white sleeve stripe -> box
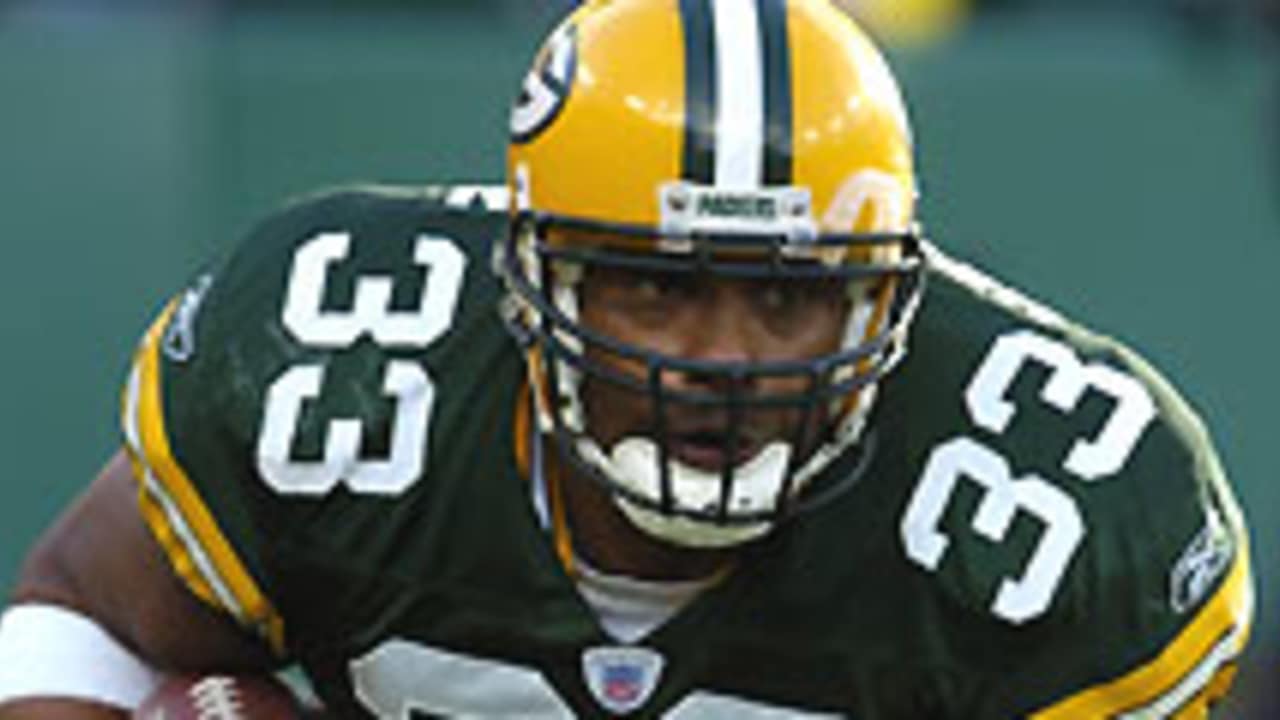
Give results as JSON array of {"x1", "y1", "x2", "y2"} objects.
[
  {"x1": 124, "y1": 359, "x2": 249, "y2": 624},
  {"x1": 139, "y1": 469, "x2": 249, "y2": 623},
  {"x1": 122, "y1": 364, "x2": 143, "y2": 452}
]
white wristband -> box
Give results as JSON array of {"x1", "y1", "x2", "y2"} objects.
[{"x1": 0, "y1": 603, "x2": 163, "y2": 709}]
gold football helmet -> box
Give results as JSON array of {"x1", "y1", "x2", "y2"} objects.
[{"x1": 498, "y1": 0, "x2": 925, "y2": 547}]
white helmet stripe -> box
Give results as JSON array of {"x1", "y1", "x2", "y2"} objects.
[{"x1": 712, "y1": 0, "x2": 765, "y2": 189}]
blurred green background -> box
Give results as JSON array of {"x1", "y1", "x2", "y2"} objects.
[{"x1": 0, "y1": 0, "x2": 1274, "y2": 714}]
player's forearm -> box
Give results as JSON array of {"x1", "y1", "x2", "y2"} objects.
[
  {"x1": 0, "y1": 698, "x2": 128, "y2": 720},
  {"x1": 2, "y1": 454, "x2": 296, "y2": 713}
]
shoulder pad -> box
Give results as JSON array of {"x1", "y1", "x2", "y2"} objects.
[
  {"x1": 120, "y1": 181, "x2": 520, "y2": 653},
  {"x1": 887, "y1": 246, "x2": 1253, "y2": 715}
]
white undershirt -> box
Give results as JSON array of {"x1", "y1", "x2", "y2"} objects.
[{"x1": 573, "y1": 556, "x2": 716, "y2": 644}]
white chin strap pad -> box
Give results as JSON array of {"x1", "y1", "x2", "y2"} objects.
[
  {"x1": 0, "y1": 604, "x2": 163, "y2": 709},
  {"x1": 582, "y1": 436, "x2": 795, "y2": 548}
]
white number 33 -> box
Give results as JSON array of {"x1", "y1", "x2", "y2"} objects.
[
  {"x1": 256, "y1": 232, "x2": 466, "y2": 497},
  {"x1": 901, "y1": 331, "x2": 1156, "y2": 623}
]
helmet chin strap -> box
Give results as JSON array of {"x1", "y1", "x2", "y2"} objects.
[{"x1": 577, "y1": 436, "x2": 793, "y2": 548}]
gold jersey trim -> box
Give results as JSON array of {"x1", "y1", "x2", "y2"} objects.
[
  {"x1": 1031, "y1": 533, "x2": 1252, "y2": 718},
  {"x1": 120, "y1": 299, "x2": 286, "y2": 655}
]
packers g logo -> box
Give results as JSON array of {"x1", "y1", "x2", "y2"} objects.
[{"x1": 510, "y1": 23, "x2": 577, "y2": 143}]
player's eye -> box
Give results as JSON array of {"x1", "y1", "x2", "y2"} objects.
[
  {"x1": 595, "y1": 266, "x2": 697, "y2": 302},
  {"x1": 758, "y1": 281, "x2": 796, "y2": 313},
  {"x1": 754, "y1": 277, "x2": 843, "y2": 314},
  {"x1": 634, "y1": 270, "x2": 698, "y2": 301}
]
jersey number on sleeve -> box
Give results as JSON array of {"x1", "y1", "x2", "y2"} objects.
[
  {"x1": 901, "y1": 330, "x2": 1156, "y2": 623},
  {"x1": 255, "y1": 232, "x2": 466, "y2": 496}
]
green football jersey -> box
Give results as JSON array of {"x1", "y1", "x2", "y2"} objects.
[{"x1": 122, "y1": 185, "x2": 1252, "y2": 719}]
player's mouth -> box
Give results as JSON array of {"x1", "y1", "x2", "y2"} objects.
[{"x1": 665, "y1": 428, "x2": 764, "y2": 471}]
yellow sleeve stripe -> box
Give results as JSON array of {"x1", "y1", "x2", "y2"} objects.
[
  {"x1": 1117, "y1": 627, "x2": 1244, "y2": 719},
  {"x1": 120, "y1": 301, "x2": 286, "y2": 655},
  {"x1": 1032, "y1": 533, "x2": 1253, "y2": 719}
]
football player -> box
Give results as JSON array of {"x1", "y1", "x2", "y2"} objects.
[{"x1": 0, "y1": 0, "x2": 1254, "y2": 717}]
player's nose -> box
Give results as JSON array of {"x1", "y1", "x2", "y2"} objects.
[{"x1": 668, "y1": 283, "x2": 763, "y2": 391}]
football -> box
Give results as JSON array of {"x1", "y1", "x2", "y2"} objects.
[{"x1": 133, "y1": 673, "x2": 304, "y2": 720}]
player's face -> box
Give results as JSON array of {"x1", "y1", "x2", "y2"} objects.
[{"x1": 577, "y1": 263, "x2": 850, "y2": 472}]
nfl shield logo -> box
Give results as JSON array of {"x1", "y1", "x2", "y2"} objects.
[{"x1": 582, "y1": 646, "x2": 665, "y2": 715}]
